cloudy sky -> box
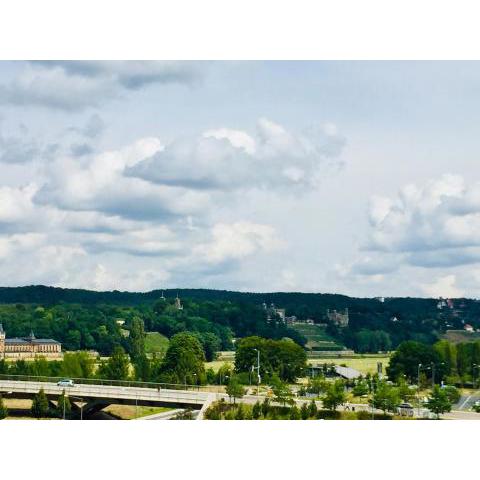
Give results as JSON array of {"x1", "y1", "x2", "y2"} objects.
[{"x1": 2, "y1": 61, "x2": 480, "y2": 297}]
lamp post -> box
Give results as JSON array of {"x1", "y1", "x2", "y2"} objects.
[{"x1": 254, "y1": 348, "x2": 260, "y2": 396}]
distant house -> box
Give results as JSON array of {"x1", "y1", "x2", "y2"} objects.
[
  {"x1": 326, "y1": 309, "x2": 349, "y2": 328},
  {"x1": 464, "y1": 324, "x2": 474, "y2": 332}
]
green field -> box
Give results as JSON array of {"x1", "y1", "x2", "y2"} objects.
[
  {"x1": 104, "y1": 405, "x2": 172, "y2": 420},
  {"x1": 145, "y1": 332, "x2": 169, "y2": 356},
  {"x1": 291, "y1": 323, "x2": 345, "y2": 351},
  {"x1": 308, "y1": 354, "x2": 390, "y2": 375}
]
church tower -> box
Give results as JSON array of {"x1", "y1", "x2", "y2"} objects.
[{"x1": 175, "y1": 294, "x2": 183, "y2": 310}]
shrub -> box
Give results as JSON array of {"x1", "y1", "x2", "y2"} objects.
[
  {"x1": 235, "y1": 404, "x2": 245, "y2": 420},
  {"x1": 290, "y1": 406, "x2": 301, "y2": 420},
  {"x1": 252, "y1": 401, "x2": 262, "y2": 419},
  {"x1": 316, "y1": 409, "x2": 342, "y2": 420},
  {"x1": 356, "y1": 410, "x2": 372, "y2": 420}
]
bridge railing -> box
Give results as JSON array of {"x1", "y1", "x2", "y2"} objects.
[{"x1": 0, "y1": 374, "x2": 212, "y2": 392}]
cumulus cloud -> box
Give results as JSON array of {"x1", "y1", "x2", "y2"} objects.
[
  {"x1": 420, "y1": 274, "x2": 464, "y2": 298},
  {"x1": 365, "y1": 174, "x2": 480, "y2": 267},
  {"x1": 0, "y1": 62, "x2": 202, "y2": 110},
  {"x1": 34, "y1": 137, "x2": 211, "y2": 221},
  {"x1": 194, "y1": 221, "x2": 285, "y2": 265},
  {"x1": 127, "y1": 118, "x2": 346, "y2": 191},
  {"x1": 0, "y1": 108, "x2": 345, "y2": 291},
  {"x1": 0, "y1": 124, "x2": 58, "y2": 164},
  {"x1": 35, "y1": 61, "x2": 202, "y2": 89}
]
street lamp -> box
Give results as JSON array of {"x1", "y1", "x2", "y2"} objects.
[{"x1": 253, "y1": 348, "x2": 261, "y2": 396}]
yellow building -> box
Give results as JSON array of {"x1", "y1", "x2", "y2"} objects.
[{"x1": 0, "y1": 324, "x2": 62, "y2": 359}]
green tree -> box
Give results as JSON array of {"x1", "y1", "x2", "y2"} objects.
[
  {"x1": 56, "y1": 390, "x2": 72, "y2": 419},
  {"x1": 261, "y1": 397, "x2": 270, "y2": 418},
  {"x1": 235, "y1": 336, "x2": 307, "y2": 382},
  {"x1": 97, "y1": 346, "x2": 130, "y2": 380},
  {"x1": 270, "y1": 374, "x2": 294, "y2": 406},
  {"x1": 62, "y1": 351, "x2": 95, "y2": 378},
  {"x1": 300, "y1": 402, "x2": 309, "y2": 420},
  {"x1": 308, "y1": 399, "x2": 318, "y2": 418},
  {"x1": 427, "y1": 385, "x2": 452, "y2": 419},
  {"x1": 290, "y1": 405, "x2": 301, "y2": 419},
  {"x1": 352, "y1": 380, "x2": 369, "y2": 397},
  {"x1": 159, "y1": 332, "x2": 206, "y2": 385},
  {"x1": 322, "y1": 380, "x2": 346, "y2": 411},
  {"x1": 369, "y1": 381, "x2": 400, "y2": 415},
  {"x1": 443, "y1": 385, "x2": 460, "y2": 404},
  {"x1": 129, "y1": 317, "x2": 146, "y2": 362},
  {"x1": 226, "y1": 375, "x2": 245, "y2": 404},
  {"x1": 31, "y1": 388, "x2": 49, "y2": 418},
  {"x1": 252, "y1": 401, "x2": 262, "y2": 419},
  {"x1": 133, "y1": 354, "x2": 151, "y2": 382},
  {"x1": 235, "y1": 403, "x2": 245, "y2": 419},
  {"x1": 387, "y1": 341, "x2": 441, "y2": 383},
  {"x1": 0, "y1": 396, "x2": 8, "y2": 419}
]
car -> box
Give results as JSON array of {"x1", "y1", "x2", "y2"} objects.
[{"x1": 57, "y1": 379, "x2": 75, "y2": 387}]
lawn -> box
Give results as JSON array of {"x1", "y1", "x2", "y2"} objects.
[
  {"x1": 308, "y1": 354, "x2": 390, "y2": 375},
  {"x1": 205, "y1": 360, "x2": 233, "y2": 372},
  {"x1": 103, "y1": 405, "x2": 172, "y2": 420},
  {"x1": 145, "y1": 332, "x2": 169, "y2": 356}
]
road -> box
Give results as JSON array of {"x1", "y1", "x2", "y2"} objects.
[{"x1": 454, "y1": 390, "x2": 480, "y2": 411}]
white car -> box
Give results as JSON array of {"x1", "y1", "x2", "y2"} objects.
[{"x1": 57, "y1": 379, "x2": 75, "y2": 387}]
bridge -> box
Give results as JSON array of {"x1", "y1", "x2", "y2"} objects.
[{"x1": 0, "y1": 376, "x2": 219, "y2": 418}]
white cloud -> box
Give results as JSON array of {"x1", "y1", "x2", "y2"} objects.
[
  {"x1": 420, "y1": 274, "x2": 463, "y2": 298},
  {"x1": 203, "y1": 128, "x2": 256, "y2": 154},
  {"x1": 194, "y1": 221, "x2": 285, "y2": 264},
  {"x1": 127, "y1": 118, "x2": 346, "y2": 192},
  {"x1": 34, "y1": 137, "x2": 212, "y2": 221},
  {"x1": 366, "y1": 174, "x2": 480, "y2": 267},
  {"x1": 0, "y1": 62, "x2": 202, "y2": 110},
  {"x1": 91, "y1": 264, "x2": 170, "y2": 292}
]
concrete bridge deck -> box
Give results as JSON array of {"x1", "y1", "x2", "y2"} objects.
[{"x1": 0, "y1": 379, "x2": 211, "y2": 412}]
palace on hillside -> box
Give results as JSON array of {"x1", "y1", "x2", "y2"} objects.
[{"x1": 0, "y1": 324, "x2": 62, "y2": 359}]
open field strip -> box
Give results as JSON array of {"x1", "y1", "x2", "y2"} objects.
[{"x1": 307, "y1": 354, "x2": 391, "y2": 375}]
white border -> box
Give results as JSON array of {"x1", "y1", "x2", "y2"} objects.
[{"x1": 1, "y1": 0, "x2": 480, "y2": 59}]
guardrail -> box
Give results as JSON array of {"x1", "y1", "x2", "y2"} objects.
[{"x1": 0, "y1": 374, "x2": 209, "y2": 392}]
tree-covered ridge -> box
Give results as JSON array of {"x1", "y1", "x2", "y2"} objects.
[
  {"x1": 1, "y1": 285, "x2": 480, "y2": 354},
  {"x1": 0, "y1": 295, "x2": 306, "y2": 356}
]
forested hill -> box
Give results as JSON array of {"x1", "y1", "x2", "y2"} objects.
[
  {"x1": 0, "y1": 284, "x2": 439, "y2": 308},
  {"x1": 1, "y1": 285, "x2": 480, "y2": 354}
]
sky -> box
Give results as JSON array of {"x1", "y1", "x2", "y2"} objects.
[{"x1": 2, "y1": 61, "x2": 480, "y2": 297}]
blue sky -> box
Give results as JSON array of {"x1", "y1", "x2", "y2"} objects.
[{"x1": 1, "y1": 60, "x2": 480, "y2": 297}]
